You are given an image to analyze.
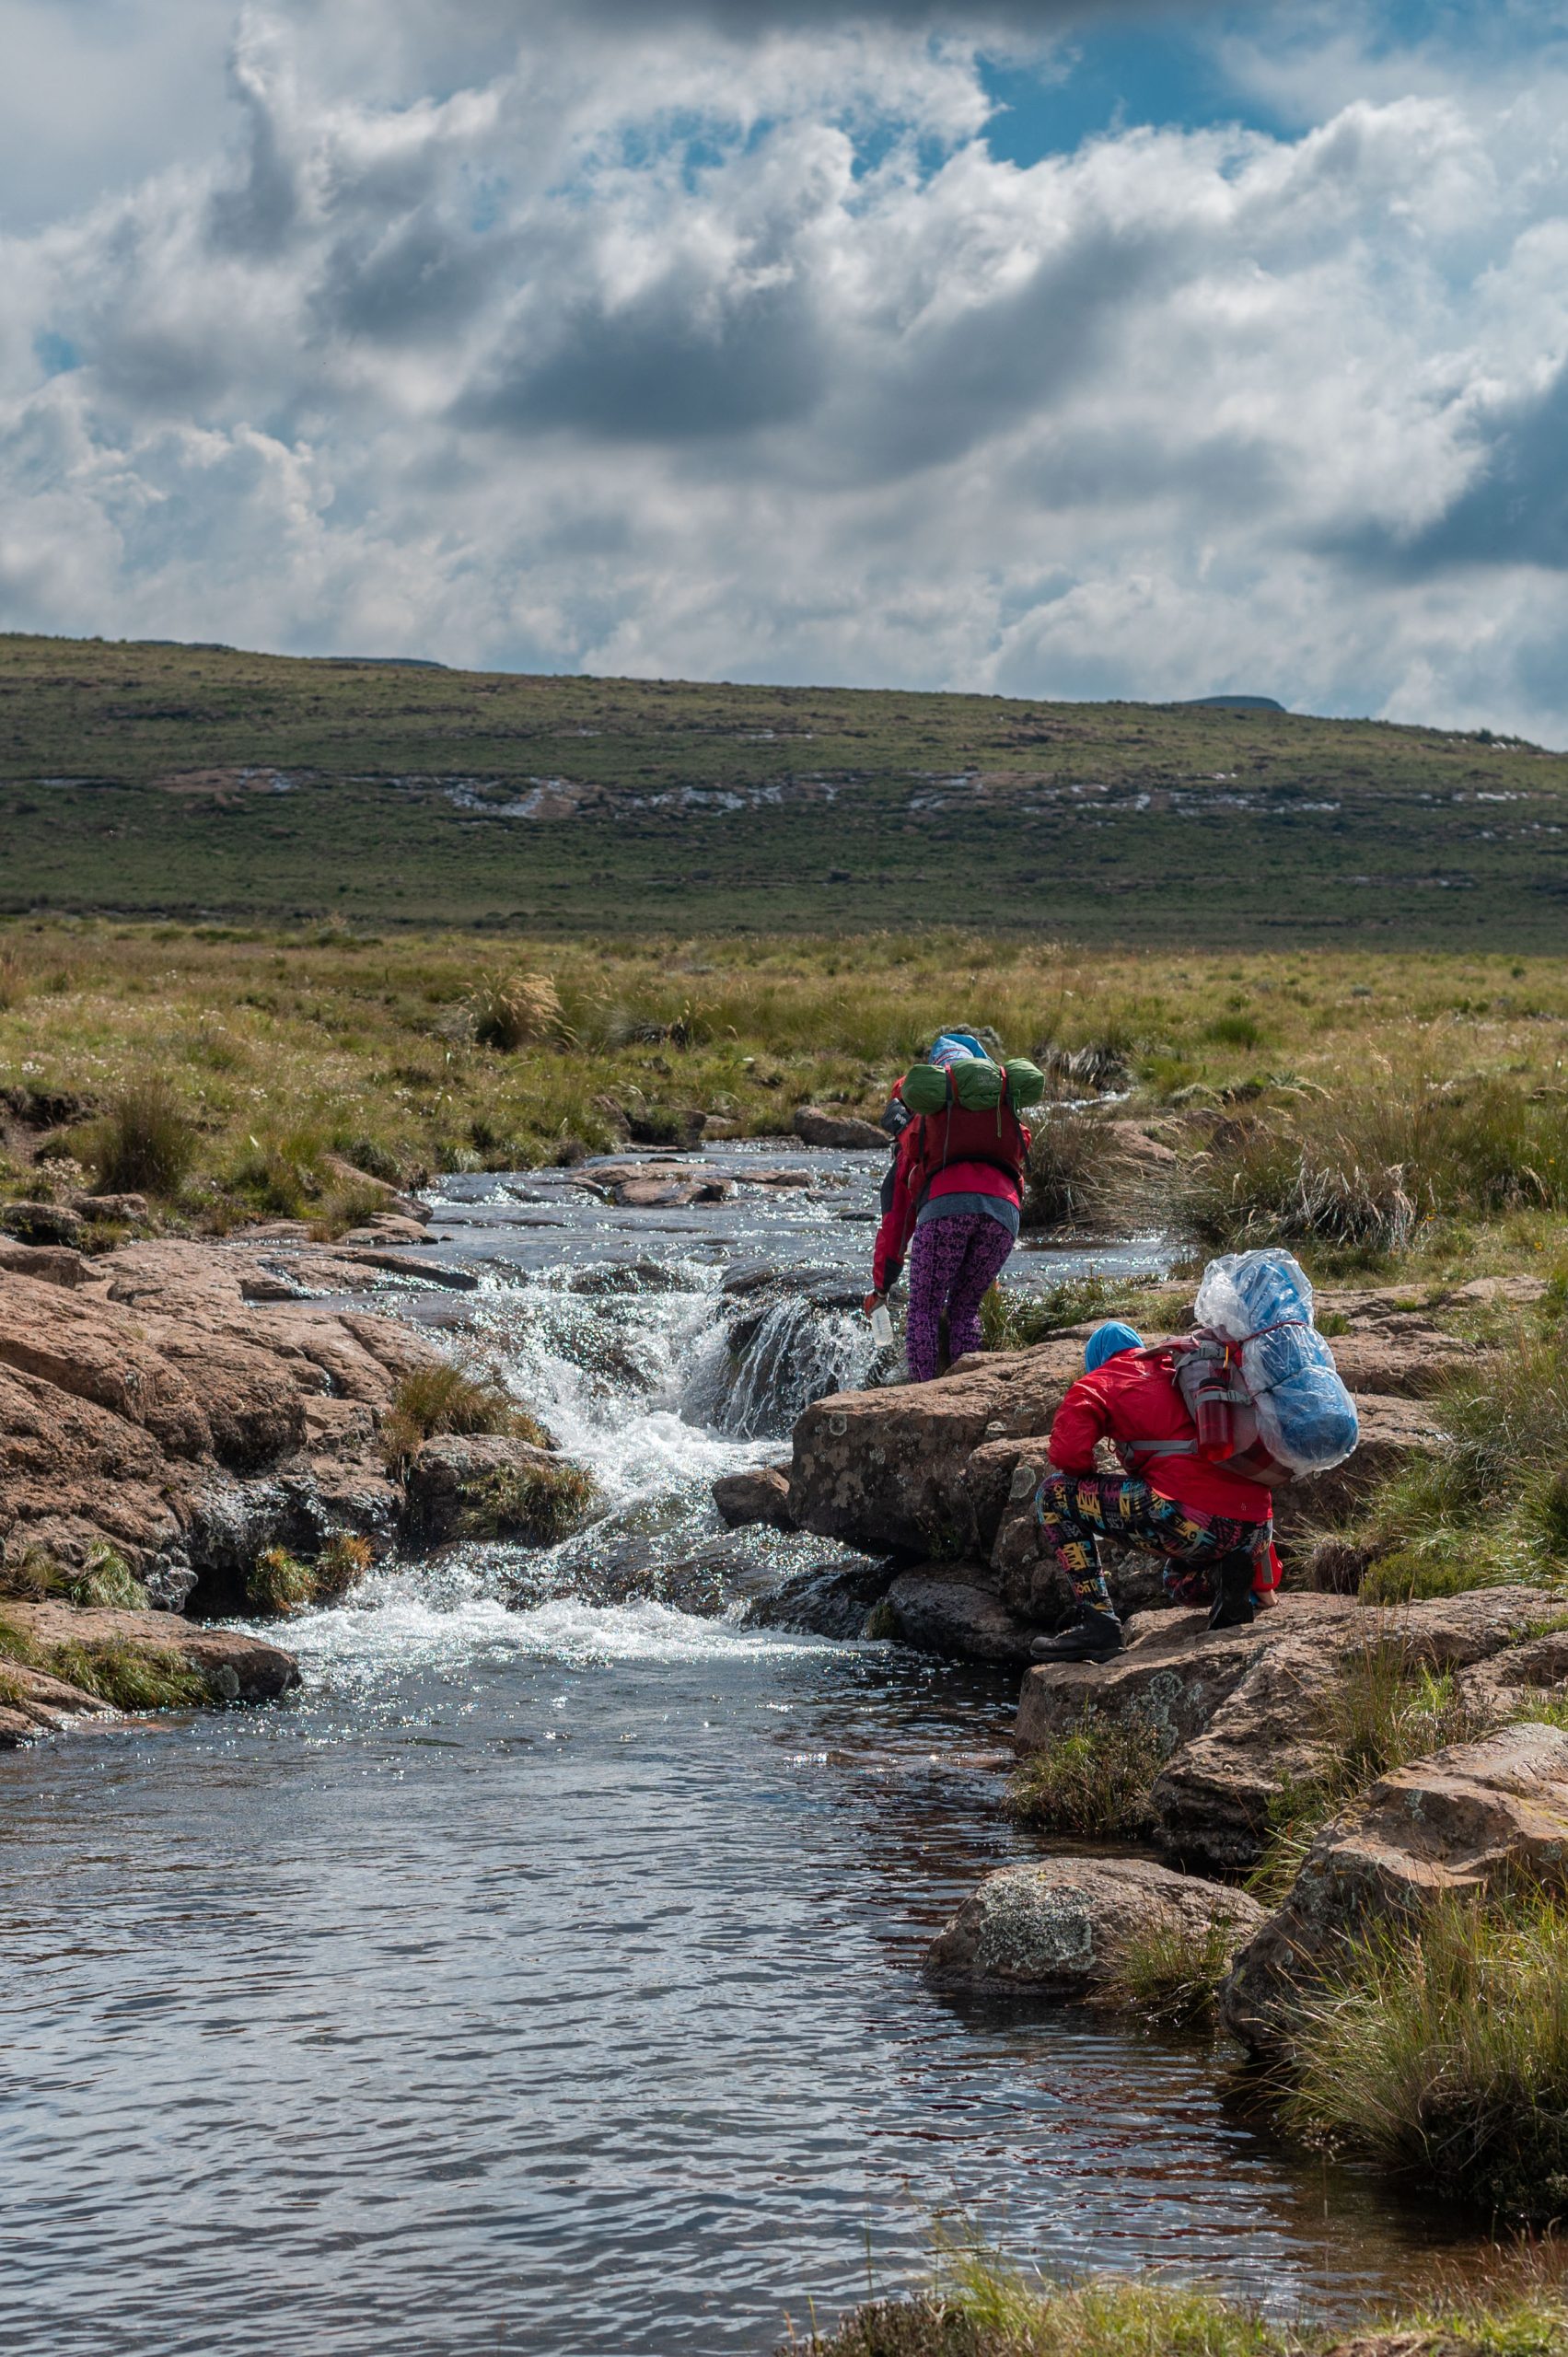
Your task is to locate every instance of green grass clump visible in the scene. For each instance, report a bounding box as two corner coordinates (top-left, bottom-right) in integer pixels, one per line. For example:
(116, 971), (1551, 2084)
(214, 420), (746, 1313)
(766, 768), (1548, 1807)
(783, 2247), (1568, 2357)
(378, 1361), (550, 1470)
(47, 1637), (206, 1713)
(457, 1460), (599, 1546)
(1285, 1889), (1568, 2222)
(64, 1543), (149, 1610)
(314, 1533), (374, 1597)
(1101, 1916), (1243, 2030)
(1348, 1327), (1568, 1601)
(1005, 1713), (1164, 1841)
(980, 1273), (1166, 1353)
(247, 1547), (319, 1616)
(1020, 1112), (1137, 1232)
(91, 1074), (195, 1197)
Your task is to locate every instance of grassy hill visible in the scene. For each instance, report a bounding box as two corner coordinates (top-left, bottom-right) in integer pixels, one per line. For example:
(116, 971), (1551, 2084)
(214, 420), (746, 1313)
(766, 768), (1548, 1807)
(3, 633), (1565, 943)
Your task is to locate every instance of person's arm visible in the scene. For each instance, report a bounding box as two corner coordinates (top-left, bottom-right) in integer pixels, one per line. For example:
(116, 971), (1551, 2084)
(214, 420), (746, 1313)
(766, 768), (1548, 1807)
(1047, 1374), (1112, 1475)
(871, 1124), (921, 1295)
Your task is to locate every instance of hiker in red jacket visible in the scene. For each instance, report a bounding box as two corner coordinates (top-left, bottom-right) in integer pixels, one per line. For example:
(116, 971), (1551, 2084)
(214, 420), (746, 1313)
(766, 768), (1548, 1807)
(865, 1031), (1030, 1383)
(1030, 1320), (1280, 1663)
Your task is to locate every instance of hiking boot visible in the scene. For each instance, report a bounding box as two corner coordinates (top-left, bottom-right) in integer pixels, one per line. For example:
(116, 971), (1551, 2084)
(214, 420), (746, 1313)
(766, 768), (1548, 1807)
(1030, 1610), (1124, 1665)
(1207, 1550), (1259, 1631)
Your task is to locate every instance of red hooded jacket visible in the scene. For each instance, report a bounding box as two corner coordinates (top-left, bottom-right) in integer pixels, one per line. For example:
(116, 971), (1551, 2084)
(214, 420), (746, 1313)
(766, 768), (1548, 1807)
(1049, 1351), (1276, 1526)
(871, 1083), (1030, 1295)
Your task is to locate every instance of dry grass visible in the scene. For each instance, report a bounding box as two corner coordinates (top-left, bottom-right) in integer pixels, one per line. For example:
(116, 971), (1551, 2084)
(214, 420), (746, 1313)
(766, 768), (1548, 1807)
(92, 1074), (197, 1196)
(470, 970), (565, 1052)
(377, 1361), (550, 1471)
(455, 1459), (600, 1545)
(1100, 1916), (1243, 2030)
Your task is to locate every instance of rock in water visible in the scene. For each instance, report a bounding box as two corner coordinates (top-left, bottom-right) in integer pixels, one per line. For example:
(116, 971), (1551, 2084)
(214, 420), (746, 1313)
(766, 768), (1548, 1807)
(1223, 1721), (1568, 2057)
(712, 1466), (795, 1531)
(924, 1855), (1266, 2000)
(878, 1563), (1037, 1664)
(791, 1107), (888, 1150)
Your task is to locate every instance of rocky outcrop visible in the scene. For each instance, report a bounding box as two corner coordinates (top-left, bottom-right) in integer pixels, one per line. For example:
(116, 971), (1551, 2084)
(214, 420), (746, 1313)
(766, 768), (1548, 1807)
(1146, 1586), (1559, 1873)
(923, 1855), (1265, 2001)
(402, 1434), (587, 1547)
(792, 1107), (888, 1150)
(1015, 1596), (1356, 1757)
(713, 1465), (795, 1531)
(1223, 1721), (1568, 2056)
(0, 1235), (585, 1617)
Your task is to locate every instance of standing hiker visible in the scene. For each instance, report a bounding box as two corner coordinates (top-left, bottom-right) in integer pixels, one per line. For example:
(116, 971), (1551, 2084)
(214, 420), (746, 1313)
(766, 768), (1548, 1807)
(1028, 1320), (1282, 1664)
(865, 1030), (1042, 1384)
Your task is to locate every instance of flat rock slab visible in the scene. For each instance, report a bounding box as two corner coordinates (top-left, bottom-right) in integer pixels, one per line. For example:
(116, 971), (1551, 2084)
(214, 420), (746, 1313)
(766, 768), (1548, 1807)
(792, 1108), (887, 1149)
(1016, 1595), (1358, 1757)
(1224, 1720), (1568, 2055)
(924, 1854), (1267, 2002)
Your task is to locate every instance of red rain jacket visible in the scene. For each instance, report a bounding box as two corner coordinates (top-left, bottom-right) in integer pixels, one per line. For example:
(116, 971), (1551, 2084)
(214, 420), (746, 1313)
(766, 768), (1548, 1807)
(1049, 1351), (1276, 1527)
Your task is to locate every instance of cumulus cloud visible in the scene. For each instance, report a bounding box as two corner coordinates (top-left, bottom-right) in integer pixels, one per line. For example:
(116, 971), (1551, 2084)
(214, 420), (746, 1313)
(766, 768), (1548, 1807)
(3, 1), (1568, 737)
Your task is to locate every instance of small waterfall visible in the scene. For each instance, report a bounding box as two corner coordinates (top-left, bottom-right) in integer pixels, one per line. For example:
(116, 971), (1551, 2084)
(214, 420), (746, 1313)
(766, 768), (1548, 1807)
(682, 1293), (881, 1439)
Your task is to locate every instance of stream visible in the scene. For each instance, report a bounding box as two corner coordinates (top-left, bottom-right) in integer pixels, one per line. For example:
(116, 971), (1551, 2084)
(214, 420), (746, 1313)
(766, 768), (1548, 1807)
(0, 1146), (1476, 2356)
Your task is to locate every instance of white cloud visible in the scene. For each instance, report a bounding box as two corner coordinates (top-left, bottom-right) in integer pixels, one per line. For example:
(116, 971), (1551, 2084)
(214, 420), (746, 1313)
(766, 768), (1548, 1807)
(4, 3), (1568, 739)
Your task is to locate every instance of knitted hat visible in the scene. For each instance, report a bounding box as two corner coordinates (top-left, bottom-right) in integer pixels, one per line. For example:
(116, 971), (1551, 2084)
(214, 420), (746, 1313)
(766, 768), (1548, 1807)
(1085, 1320), (1144, 1373)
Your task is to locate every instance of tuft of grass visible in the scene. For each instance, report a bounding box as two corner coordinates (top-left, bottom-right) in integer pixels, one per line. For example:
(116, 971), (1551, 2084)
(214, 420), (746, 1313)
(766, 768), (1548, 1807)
(47, 1637), (206, 1713)
(378, 1361), (549, 1470)
(1101, 1916), (1243, 2030)
(64, 1542), (149, 1610)
(1249, 1640), (1491, 1902)
(1005, 1713), (1164, 1841)
(1285, 1889), (1568, 2223)
(247, 1547), (318, 1616)
(780, 2246), (1568, 2357)
(0, 1610), (43, 1667)
(1020, 1112), (1137, 1232)
(457, 1460), (599, 1545)
(980, 1272), (1163, 1353)
(91, 1074), (196, 1197)
(314, 1532), (374, 1597)
(0, 947), (25, 1011)
(470, 970), (564, 1052)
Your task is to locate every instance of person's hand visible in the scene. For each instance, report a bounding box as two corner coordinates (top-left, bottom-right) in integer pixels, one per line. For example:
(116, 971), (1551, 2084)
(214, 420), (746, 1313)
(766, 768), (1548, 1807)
(863, 1292), (884, 1315)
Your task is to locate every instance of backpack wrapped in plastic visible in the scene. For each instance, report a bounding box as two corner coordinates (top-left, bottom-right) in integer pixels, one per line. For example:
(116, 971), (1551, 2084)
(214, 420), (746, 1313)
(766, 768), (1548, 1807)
(1192, 1249), (1359, 1477)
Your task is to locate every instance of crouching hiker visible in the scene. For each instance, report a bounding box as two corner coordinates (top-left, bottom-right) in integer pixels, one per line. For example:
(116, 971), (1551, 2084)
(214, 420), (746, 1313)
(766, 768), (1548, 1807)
(865, 1030), (1044, 1384)
(1029, 1321), (1281, 1665)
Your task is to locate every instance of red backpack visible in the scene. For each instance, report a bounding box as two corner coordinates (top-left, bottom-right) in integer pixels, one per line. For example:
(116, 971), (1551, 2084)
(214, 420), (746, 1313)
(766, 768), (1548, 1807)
(904, 1070), (1030, 1205)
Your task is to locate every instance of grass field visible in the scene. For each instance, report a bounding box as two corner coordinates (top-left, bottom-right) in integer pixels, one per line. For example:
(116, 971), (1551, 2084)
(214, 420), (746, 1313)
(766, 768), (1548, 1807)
(4, 633), (1567, 942)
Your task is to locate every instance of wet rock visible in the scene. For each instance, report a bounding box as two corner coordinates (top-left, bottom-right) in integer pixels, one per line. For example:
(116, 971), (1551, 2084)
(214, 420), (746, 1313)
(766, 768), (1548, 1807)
(0, 1201), (84, 1248)
(568, 1260), (690, 1296)
(1149, 1585), (1562, 1874)
(713, 1465), (795, 1531)
(1223, 1721), (1568, 2057)
(586, 1160), (733, 1209)
(0, 1658), (116, 1747)
(924, 1855), (1266, 2000)
(792, 1107), (888, 1149)
(746, 1553), (896, 1639)
(70, 1191), (150, 1223)
(1016, 1596), (1358, 1759)
(402, 1434), (580, 1548)
(878, 1563), (1037, 1665)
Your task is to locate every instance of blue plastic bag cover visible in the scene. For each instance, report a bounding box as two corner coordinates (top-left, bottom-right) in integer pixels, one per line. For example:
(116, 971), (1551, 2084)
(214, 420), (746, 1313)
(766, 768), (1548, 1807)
(1193, 1248), (1360, 1476)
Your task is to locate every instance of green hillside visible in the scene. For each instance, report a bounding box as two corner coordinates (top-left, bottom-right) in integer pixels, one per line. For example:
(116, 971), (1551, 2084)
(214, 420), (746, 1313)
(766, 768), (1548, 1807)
(3, 633), (1564, 942)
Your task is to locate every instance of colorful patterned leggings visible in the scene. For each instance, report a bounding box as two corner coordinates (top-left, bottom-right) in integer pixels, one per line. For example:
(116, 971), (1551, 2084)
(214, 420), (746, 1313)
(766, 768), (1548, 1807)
(905, 1213), (1016, 1383)
(1034, 1469), (1272, 1615)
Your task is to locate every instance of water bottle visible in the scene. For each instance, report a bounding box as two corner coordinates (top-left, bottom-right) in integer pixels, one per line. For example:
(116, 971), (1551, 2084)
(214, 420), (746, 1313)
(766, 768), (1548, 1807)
(868, 1303), (893, 1348)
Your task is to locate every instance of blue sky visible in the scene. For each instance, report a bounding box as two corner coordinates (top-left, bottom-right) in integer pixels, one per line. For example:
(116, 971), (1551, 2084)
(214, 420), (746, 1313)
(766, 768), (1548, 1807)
(4, 0), (1568, 737)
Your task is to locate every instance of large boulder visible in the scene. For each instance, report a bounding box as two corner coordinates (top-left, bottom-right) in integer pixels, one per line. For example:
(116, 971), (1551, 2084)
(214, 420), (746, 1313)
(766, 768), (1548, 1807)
(402, 1434), (590, 1547)
(792, 1107), (888, 1150)
(788, 1342), (1082, 1558)
(924, 1855), (1266, 2001)
(0, 1599), (300, 1744)
(1223, 1721), (1568, 2056)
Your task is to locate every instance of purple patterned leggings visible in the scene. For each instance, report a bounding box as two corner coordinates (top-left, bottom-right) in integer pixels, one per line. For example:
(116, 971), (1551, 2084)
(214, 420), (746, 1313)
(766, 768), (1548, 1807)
(905, 1213), (1016, 1382)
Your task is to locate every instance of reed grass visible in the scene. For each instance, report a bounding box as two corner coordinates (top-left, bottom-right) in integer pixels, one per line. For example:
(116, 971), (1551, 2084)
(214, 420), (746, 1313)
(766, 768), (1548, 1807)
(377, 1362), (551, 1471)
(1284, 1889), (1568, 2222)
(91, 1075), (197, 1197)
(1100, 1915), (1243, 2030)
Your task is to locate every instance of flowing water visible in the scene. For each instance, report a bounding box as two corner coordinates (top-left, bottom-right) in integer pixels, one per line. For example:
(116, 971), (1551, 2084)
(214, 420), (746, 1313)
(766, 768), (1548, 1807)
(0, 1149), (1475, 2356)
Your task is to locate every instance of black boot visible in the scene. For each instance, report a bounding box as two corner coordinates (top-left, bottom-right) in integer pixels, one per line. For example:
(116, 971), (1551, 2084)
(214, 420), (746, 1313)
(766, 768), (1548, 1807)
(1208, 1550), (1259, 1631)
(1030, 1609), (1124, 1665)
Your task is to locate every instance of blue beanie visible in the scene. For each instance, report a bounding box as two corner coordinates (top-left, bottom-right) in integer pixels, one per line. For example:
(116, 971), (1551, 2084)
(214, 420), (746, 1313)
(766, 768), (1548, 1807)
(1085, 1320), (1144, 1373)
(928, 1030), (986, 1068)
